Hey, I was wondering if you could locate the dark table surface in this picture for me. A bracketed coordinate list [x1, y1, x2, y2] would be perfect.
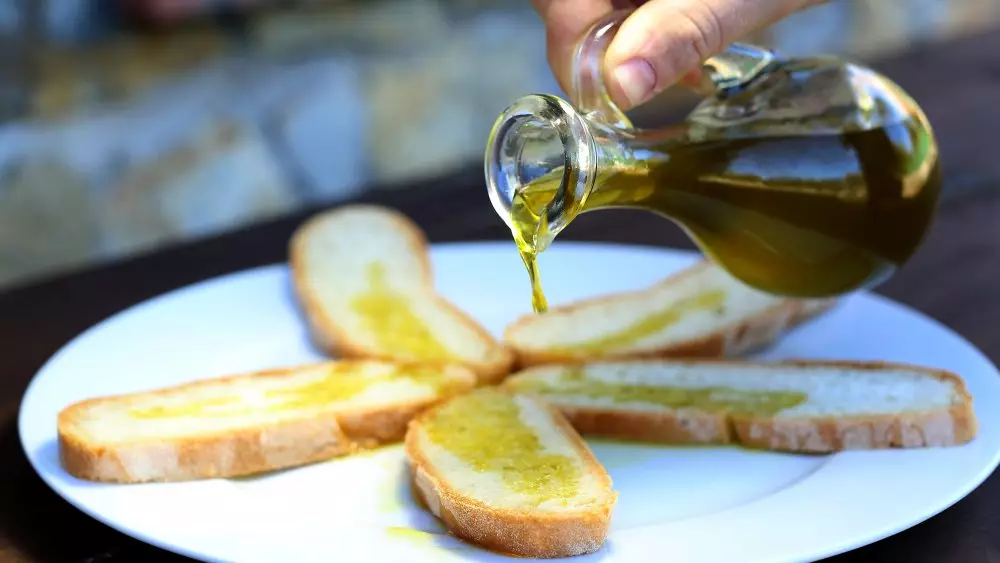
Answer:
[3, 27, 1000, 563]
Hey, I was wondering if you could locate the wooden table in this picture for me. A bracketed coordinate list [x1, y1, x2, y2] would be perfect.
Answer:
[3, 27, 1000, 563]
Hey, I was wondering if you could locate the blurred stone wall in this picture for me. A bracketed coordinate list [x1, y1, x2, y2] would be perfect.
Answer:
[0, 0, 998, 290]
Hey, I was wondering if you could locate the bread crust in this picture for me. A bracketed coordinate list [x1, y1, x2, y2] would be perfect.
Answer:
[58, 360, 477, 483]
[59, 411, 353, 483]
[404, 391, 617, 558]
[289, 204, 514, 384]
[555, 404, 733, 445]
[503, 260, 837, 367]
[734, 359, 978, 452]
[505, 359, 978, 453]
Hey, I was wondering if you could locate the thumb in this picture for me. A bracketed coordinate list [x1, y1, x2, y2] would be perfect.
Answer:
[604, 0, 820, 110]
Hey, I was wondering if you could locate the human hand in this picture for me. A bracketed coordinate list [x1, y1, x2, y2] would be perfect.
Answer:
[531, 0, 826, 110]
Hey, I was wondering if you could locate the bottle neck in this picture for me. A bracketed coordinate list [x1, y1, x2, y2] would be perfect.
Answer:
[485, 93, 635, 250]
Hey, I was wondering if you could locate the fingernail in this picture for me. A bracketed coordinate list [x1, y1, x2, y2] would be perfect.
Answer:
[612, 59, 656, 107]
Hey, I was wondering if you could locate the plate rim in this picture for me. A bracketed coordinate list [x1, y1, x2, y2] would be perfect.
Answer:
[17, 241, 1000, 563]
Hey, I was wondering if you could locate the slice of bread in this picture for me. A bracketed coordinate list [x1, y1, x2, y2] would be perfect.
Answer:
[503, 360, 977, 452]
[290, 205, 514, 383]
[404, 387, 617, 558]
[59, 360, 477, 483]
[503, 260, 836, 366]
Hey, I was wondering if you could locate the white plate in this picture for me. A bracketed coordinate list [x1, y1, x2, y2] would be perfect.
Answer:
[18, 242, 1000, 563]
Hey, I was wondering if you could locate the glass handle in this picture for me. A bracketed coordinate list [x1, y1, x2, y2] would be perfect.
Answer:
[570, 9, 634, 130]
[570, 9, 781, 124]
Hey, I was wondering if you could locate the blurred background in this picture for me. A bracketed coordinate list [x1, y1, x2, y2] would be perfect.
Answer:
[0, 0, 997, 291]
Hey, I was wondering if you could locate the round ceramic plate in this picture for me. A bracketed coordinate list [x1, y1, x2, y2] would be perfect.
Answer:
[19, 242, 1000, 563]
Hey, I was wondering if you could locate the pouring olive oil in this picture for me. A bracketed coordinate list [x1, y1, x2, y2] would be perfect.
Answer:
[487, 11, 940, 313]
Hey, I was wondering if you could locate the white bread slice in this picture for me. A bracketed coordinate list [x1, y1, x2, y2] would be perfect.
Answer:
[503, 260, 836, 366]
[290, 205, 514, 383]
[58, 360, 477, 483]
[503, 360, 977, 453]
[404, 387, 617, 558]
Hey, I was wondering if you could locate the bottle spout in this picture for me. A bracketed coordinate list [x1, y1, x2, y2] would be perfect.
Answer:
[485, 9, 639, 252]
[484, 93, 599, 251]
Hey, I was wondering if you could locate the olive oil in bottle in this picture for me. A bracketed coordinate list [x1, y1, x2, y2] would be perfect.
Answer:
[510, 119, 940, 307]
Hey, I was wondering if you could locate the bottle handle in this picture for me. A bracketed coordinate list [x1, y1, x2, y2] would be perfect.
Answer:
[569, 10, 635, 130]
[570, 9, 780, 128]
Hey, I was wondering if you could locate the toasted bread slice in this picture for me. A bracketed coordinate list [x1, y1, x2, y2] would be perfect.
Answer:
[290, 205, 514, 383]
[404, 387, 617, 558]
[503, 261, 836, 366]
[503, 360, 977, 452]
[59, 360, 477, 483]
